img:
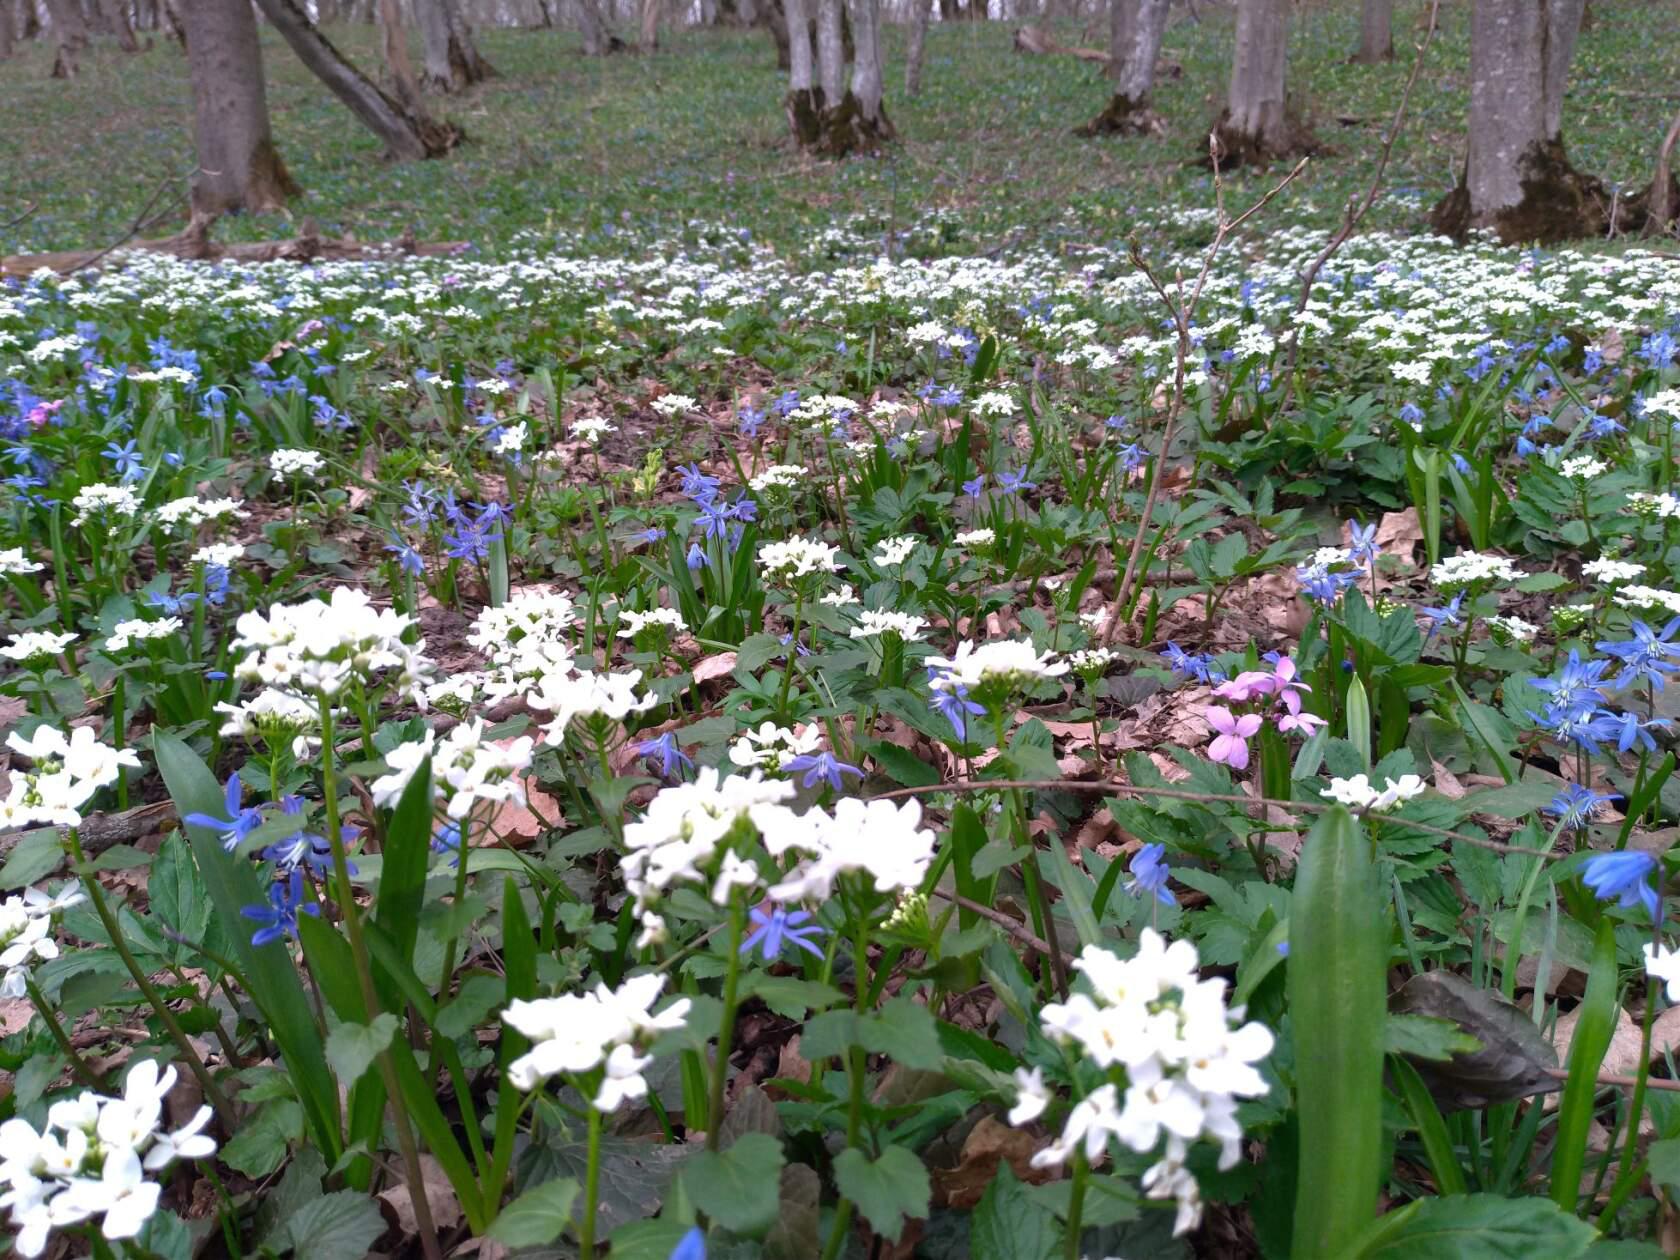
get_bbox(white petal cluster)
[466,588,577,680]
[571,416,617,444]
[1,727,141,830]
[526,668,657,744]
[268,448,325,481]
[849,610,928,641]
[153,496,247,529]
[954,528,995,548]
[927,638,1068,692]
[231,587,433,703]
[105,618,181,653]
[69,484,140,527]
[0,631,75,662]
[1614,585,1680,618]
[728,721,822,770]
[1645,941,1680,1002]
[371,719,535,821]
[0,1061,216,1257]
[972,390,1018,417]
[1558,455,1608,480]
[1321,773,1426,812]
[215,687,323,759]
[502,972,691,1109]
[759,536,843,582]
[0,887,82,997]
[0,548,44,575]
[872,535,920,568]
[765,797,938,903]
[650,393,698,417]
[1018,934,1274,1236]
[616,607,686,639]
[750,465,805,492]
[191,542,245,568]
[1430,550,1522,591]
[1628,492,1680,519]
[1582,558,1645,585]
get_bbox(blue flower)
[961,475,987,499]
[241,869,319,947]
[146,589,201,616]
[1530,650,1613,711]
[783,751,862,793]
[1296,562,1357,606]
[929,678,986,741]
[1538,705,1622,755]
[101,439,145,484]
[686,543,708,571]
[1597,620,1680,693]
[182,771,266,853]
[739,907,825,961]
[738,407,766,438]
[1580,850,1659,921]
[1116,442,1148,472]
[997,468,1037,495]
[1126,843,1176,906]
[1419,592,1464,639]
[1348,522,1380,566]
[432,821,463,868]
[678,463,721,505]
[386,533,426,577]
[635,731,693,779]
[1609,711,1672,754]
[1399,402,1425,426]
[1547,783,1620,832]
[670,1226,706,1260]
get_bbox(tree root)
[1429,139,1612,244]
[1076,92,1165,138]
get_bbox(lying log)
[1012,23,1108,63]
[1,215,472,278]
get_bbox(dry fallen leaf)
[931,1116,1057,1209]
[694,653,738,684]
[382,1154,464,1238]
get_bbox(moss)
[1075,92,1165,139]
[1205,105,1322,170]
[807,90,893,158]
[1432,139,1610,244]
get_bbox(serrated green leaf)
[683,1132,784,1235]
[970,1164,1058,1260]
[324,1013,399,1087]
[283,1190,388,1260]
[1346,1193,1596,1259]
[833,1146,930,1244]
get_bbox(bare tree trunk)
[253,0,460,157]
[843,0,889,136]
[784,0,821,141]
[1210,0,1306,164]
[106,0,139,48]
[1644,104,1680,233]
[638,0,656,45]
[416,0,494,87]
[1352,0,1391,62]
[903,0,930,94]
[44,0,86,74]
[814,0,842,103]
[574,0,617,51]
[1430,0,1600,242]
[378,0,429,114]
[182,0,300,215]
[0,0,12,54]
[1079,0,1167,134]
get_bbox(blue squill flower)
[739,907,825,961]
[1580,850,1659,921]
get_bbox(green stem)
[1600,919,1664,1227]
[579,1104,603,1260]
[65,829,237,1124]
[821,914,872,1260]
[777,589,805,716]
[706,894,747,1150]
[1064,1150,1089,1260]
[317,696,446,1260]
[111,672,128,811]
[24,973,101,1088]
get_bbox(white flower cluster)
[1558,455,1608,481]
[849,610,928,641]
[650,393,698,417]
[927,639,1068,693]
[0,886,83,996]
[0,548,44,576]
[616,607,687,640]
[1487,614,1539,643]
[728,721,821,770]
[526,667,656,744]
[214,688,323,758]
[153,496,248,530]
[69,484,140,527]
[749,464,804,493]
[1615,585,1680,618]
[1321,773,1426,812]
[1430,550,1522,591]
[1628,491,1680,519]
[231,586,433,703]
[2,727,141,829]
[268,448,325,481]
[759,536,843,582]
[192,542,245,568]
[1068,647,1117,673]
[502,972,690,1109]
[1,630,75,663]
[1582,557,1646,585]
[972,390,1018,417]
[954,528,996,548]
[0,1061,217,1257]
[872,535,920,568]
[571,416,616,444]
[371,719,535,821]
[105,618,181,653]
[1642,388,1680,421]
[820,583,860,607]
[1011,933,1274,1236]
[466,588,578,689]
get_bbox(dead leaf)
[1374,508,1425,570]
[694,653,738,684]
[931,1116,1056,1209]
[381,1155,464,1237]
[1431,760,1467,801]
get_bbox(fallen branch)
[1011,23,1109,63]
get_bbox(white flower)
[69,484,140,527]
[1322,773,1424,813]
[154,496,247,529]
[1582,558,1645,585]
[1487,614,1538,643]
[1615,585,1680,618]
[616,607,686,639]
[1430,551,1522,591]
[972,390,1018,417]
[849,610,927,641]
[0,631,75,662]
[503,973,690,1099]
[491,422,529,455]
[105,618,181,653]
[872,535,919,568]
[954,528,995,548]
[268,448,325,482]
[767,797,937,903]
[232,587,432,704]
[1558,455,1607,480]
[593,1043,653,1112]
[905,320,947,345]
[819,583,860,607]
[727,722,821,770]
[0,548,44,575]
[759,537,843,582]
[1008,1066,1050,1126]
[572,416,617,444]
[749,465,805,492]
[1068,647,1116,673]
[192,542,245,568]
[1646,942,1680,1002]
[526,669,657,744]
[650,394,698,417]
[927,639,1068,693]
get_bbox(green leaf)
[372,755,435,963]
[1385,1014,1482,1062]
[969,1164,1059,1260]
[222,1101,302,1178]
[1552,916,1618,1210]
[735,632,785,673]
[1646,1137,1680,1191]
[487,1177,581,1247]
[1289,807,1385,1259]
[1043,840,1100,948]
[832,1146,930,1244]
[683,1132,784,1235]
[324,1013,399,1087]
[740,973,845,1017]
[1515,571,1569,593]
[0,828,63,890]
[149,833,210,949]
[865,740,939,787]
[283,1191,389,1260]
[1346,1194,1596,1259]
[434,973,507,1039]
[862,996,943,1070]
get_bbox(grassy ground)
[2,0,1678,255]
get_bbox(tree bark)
[416,0,494,89]
[252,0,460,158]
[638,0,656,46]
[1352,0,1391,62]
[0,0,12,55]
[182,0,300,215]
[574,0,617,51]
[903,0,930,95]
[814,0,842,104]
[784,0,822,142]
[844,0,887,131]
[44,0,86,74]
[1430,0,1601,242]
[1210,0,1305,164]
[1079,0,1167,134]
[17,0,40,39]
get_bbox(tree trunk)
[814,0,842,103]
[0,0,12,55]
[1210,0,1306,165]
[574,0,618,51]
[253,0,460,157]
[841,0,889,137]
[764,0,788,65]
[416,0,494,88]
[903,0,930,95]
[17,0,40,38]
[784,0,821,142]
[638,0,656,46]
[1352,0,1391,62]
[104,0,139,49]
[182,0,300,215]
[44,0,86,74]
[1429,0,1601,242]
[1642,104,1680,234]
[1079,0,1167,134]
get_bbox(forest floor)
[3,0,1680,257]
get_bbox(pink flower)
[1277,709,1326,736]
[1205,706,1263,769]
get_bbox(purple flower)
[240,869,319,947]
[783,751,862,793]
[183,771,265,854]
[1580,850,1658,921]
[739,907,825,961]
[1127,843,1175,906]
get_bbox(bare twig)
[1099,147,1311,644]
[1275,0,1440,416]
[1,202,39,231]
[1543,1066,1680,1095]
[68,171,183,275]
[927,887,1071,964]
